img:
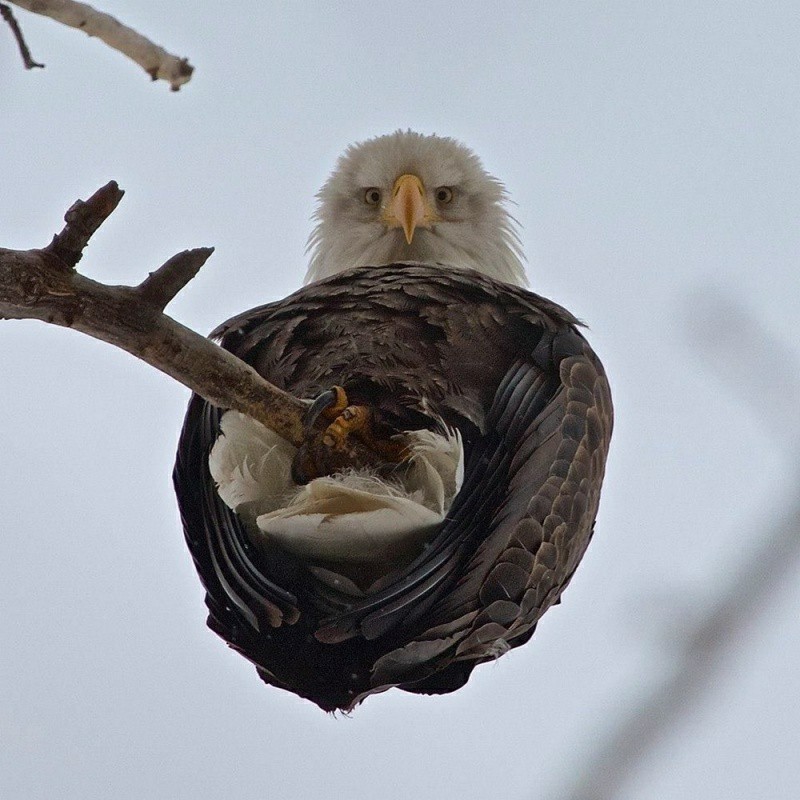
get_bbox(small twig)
[9,0,193,90]
[1,2,44,68]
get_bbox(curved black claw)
[303,385,348,432]
[294,386,350,485]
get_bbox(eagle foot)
[291,386,409,484]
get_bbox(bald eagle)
[174,131,613,711]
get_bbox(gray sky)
[1,2,799,799]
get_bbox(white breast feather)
[208,411,463,566]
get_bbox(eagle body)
[174,132,613,710]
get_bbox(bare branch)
[0,183,394,475]
[1,2,44,68]
[0,257,307,448]
[0,183,398,480]
[0,184,312,451]
[9,0,193,90]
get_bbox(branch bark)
[0,182,312,447]
[9,0,193,90]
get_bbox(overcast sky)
[2,2,799,799]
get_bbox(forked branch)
[0,182,311,446]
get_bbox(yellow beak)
[383,174,436,244]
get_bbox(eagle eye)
[435,186,454,204]
[364,188,382,206]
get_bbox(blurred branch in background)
[546,289,800,800]
[6,0,193,89]
[685,288,800,448]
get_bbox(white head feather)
[305,131,527,286]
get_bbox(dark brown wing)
[173,264,613,710]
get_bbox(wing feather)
[373,337,612,694]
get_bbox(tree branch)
[547,299,800,800]
[8,0,193,90]
[0,182,312,448]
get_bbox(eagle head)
[305,130,526,286]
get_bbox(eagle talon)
[303,385,350,432]
[292,391,410,484]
